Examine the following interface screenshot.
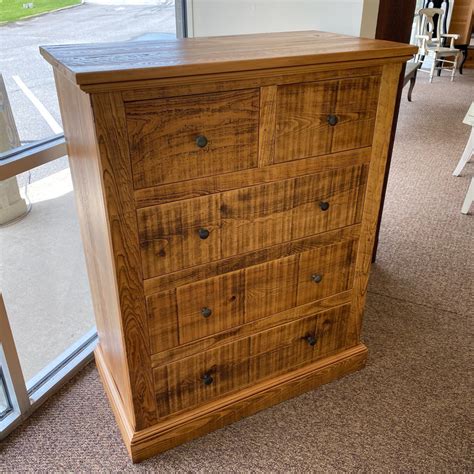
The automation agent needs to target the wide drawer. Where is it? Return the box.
[147,238,358,350]
[249,304,354,381]
[138,164,368,278]
[275,75,380,163]
[154,338,250,417]
[126,89,260,189]
[153,304,354,417]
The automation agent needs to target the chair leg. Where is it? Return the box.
[429,57,436,83]
[453,127,474,176]
[407,74,416,102]
[451,54,459,82]
[461,178,474,214]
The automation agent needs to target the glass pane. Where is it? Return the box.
[0,1,176,144]
[0,369,13,419]
[0,163,95,383]
[0,1,176,384]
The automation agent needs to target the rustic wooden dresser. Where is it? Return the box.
[41,31,415,461]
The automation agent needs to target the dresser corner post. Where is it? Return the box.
[89,91,158,432]
[349,60,404,342]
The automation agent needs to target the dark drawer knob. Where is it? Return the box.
[198,228,210,239]
[311,273,323,284]
[327,114,338,126]
[196,135,208,148]
[202,373,214,386]
[319,201,330,211]
[303,334,317,347]
[201,307,212,318]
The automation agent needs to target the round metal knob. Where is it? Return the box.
[311,273,323,284]
[327,114,338,126]
[202,373,214,385]
[319,201,330,211]
[196,135,208,148]
[304,334,317,346]
[201,307,212,318]
[198,228,210,239]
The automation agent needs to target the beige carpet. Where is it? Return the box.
[1,70,473,472]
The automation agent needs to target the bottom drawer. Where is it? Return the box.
[153,304,354,418]
[249,304,354,381]
[154,339,250,417]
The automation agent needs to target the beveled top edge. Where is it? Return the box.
[40,30,417,86]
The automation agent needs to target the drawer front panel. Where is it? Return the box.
[147,238,357,350]
[154,338,250,417]
[275,75,380,163]
[249,304,354,382]
[138,164,368,278]
[296,239,358,306]
[126,89,260,189]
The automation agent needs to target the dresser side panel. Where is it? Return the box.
[90,92,158,430]
[53,71,135,426]
[348,62,403,341]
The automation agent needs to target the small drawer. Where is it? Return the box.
[137,165,367,279]
[126,89,259,189]
[274,75,380,163]
[249,304,354,382]
[154,338,250,417]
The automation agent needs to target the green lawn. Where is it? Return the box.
[0,0,81,23]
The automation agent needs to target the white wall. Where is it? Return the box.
[186,0,380,39]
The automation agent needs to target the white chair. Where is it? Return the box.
[415,7,461,82]
[453,126,473,177]
[461,178,473,214]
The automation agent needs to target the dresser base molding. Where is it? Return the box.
[95,343,368,462]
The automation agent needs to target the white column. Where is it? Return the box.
[0,74,27,225]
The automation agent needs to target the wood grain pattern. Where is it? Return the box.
[258,85,277,167]
[151,291,353,368]
[348,62,403,343]
[91,93,158,430]
[53,72,136,428]
[147,236,356,353]
[126,89,259,188]
[154,303,353,418]
[297,240,358,306]
[275,76,380,163]
[40,30,416,87]
[143,224,361,296]
[138,165,367,279]
[249,304,354,381]
[154,338,250,417]
[138,193,221,279]
[134,147,371,208]
[176,269,245,344]
[45,31,410,461]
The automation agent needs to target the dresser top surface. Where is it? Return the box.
[40,30,416,87]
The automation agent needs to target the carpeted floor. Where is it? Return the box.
[1,70,473,472]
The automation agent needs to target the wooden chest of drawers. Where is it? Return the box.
[41,31,415,462]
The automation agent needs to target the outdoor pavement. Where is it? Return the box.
[0,2,175,382]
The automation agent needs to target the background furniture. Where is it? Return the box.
[41,32,415,462]
[415,7,461,81]
[404,61,421,101]
[461,178,474,213]
[449,0,474,73]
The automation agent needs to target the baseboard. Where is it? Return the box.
[95,343,368,462]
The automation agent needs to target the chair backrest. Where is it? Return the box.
[416,7,445,43]
[422,0,452,37]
